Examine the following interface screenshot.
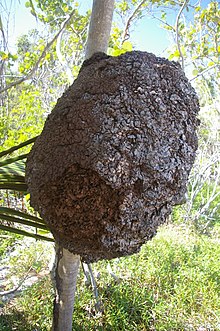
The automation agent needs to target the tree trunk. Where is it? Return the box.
[85,0,115,59]
[51,1,115,330]
[52,248,80,331]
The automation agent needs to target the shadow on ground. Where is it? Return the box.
[0,307,37,331]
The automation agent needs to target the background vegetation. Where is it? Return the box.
[0,0,219,330]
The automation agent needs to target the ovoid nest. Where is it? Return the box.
[26,51,200,262]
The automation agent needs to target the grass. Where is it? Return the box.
[0,223,220,330]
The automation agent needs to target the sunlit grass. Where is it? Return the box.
[0,223,219,331]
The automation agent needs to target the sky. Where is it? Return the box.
[129,17,171,55]
[6,0,172,57]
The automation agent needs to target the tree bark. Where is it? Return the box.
[52,247,80,331]
[85,0,115,59]
[51,1,115,330]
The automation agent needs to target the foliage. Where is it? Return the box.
[172,103,220,234]
[6,238,53,283]
[0,1,91,151]
[0,138,53,242]
[0,224,219,330]
[0,232,22,259]
[157,0,220,234]
[0,0,220,329]
[2,0,218,150]
[161,1,220,99]
[0,238,54,330]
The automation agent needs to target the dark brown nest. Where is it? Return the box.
[26,51,200,262]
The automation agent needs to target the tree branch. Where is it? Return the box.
[190,64,219,81]
[175,0,189,70]
[121,0,146,45]
[56,17,74,84]
[87,263,103,313]
[0,10,76,94]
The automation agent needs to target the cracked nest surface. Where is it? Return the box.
[26,51,200,262]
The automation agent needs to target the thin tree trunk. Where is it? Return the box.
[52,247,80,331]
[85,0,115,59]
[51,1,115,330]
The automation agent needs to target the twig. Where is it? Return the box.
[0,74,24,78]
[82,262,103,313]
[87,263,103,313]
[0,10,75,94]
[175,0,189,70]
[56,17,74,84]
[107,263,120,282]
[186,151,220,222]
[0,265,33,296]
[190,64,218,81]
[150,14,175,32]
[191,60,216,103]
[121,0,146,44]
[81,262,92,286]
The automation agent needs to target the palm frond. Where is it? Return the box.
[0,224,54,242]
[0,213,48,231]
[0,158,27,191]
[0,136,54,242]
[0,136,38,158]
[0,153,28,166]
[0,207,46,224]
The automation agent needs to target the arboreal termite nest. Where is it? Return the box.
[26,51,200,262]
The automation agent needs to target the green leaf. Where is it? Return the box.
[0,207,46,224]
[192,69,199,76]
[161,12,167,20]
[121,41,133,52]
[208,61,215,66]
[0,224,54,242]
[0,183,27,191]
[0,154,28,167]
[163,25,173,31]
[0,136,38,158]
[0,213,48,231]
[0,174,24,182]
[173,49,180,57]
[0,160,25,179]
